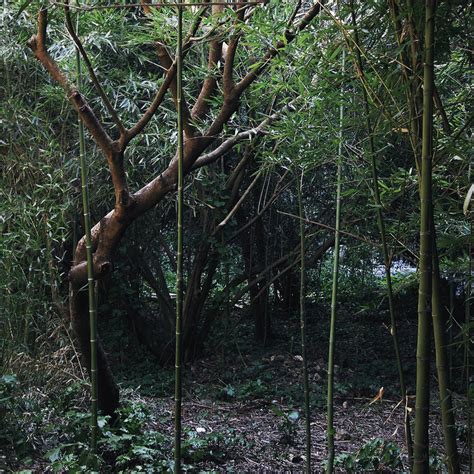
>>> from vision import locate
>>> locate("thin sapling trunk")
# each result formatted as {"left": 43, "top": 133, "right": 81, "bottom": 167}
{"left": 297, "top": 170, "right": 311, "bottom": 472}
{"left": 326, "top": 49, "right": 345, "bottom": 474}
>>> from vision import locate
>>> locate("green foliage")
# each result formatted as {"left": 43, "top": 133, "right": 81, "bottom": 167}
{"left": 0, "top": 374, "right": 32, "bottom": 463}
{"left": 270, "top": 405, "right": 300, "bottom": 445}
{"left": 0, "top": 374, "right": 18, "bottom": 418}
{"left": 1, "top": 376, "right": 246, "bottom": 472}
{"left": 182, "top": 429, "right": 237, "bottom": 465}
{"left": 329, "top": 438, "right": 403, "bottom": 472}
{"left": 428, "top": 447, "right": 449, "bottom": 473}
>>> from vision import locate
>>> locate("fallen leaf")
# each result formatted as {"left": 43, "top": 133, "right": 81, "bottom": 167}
{"left": 369, "top": 387, "right": 384, "bottom": 405}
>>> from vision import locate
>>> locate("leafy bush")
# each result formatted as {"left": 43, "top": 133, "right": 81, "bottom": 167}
{"left": 0, "top": 374, "right": 33, "bottom": 466}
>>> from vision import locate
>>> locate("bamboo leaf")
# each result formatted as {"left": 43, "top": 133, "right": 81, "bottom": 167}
{"left": 463, "top": 184, "right": 474, "bottom": 215}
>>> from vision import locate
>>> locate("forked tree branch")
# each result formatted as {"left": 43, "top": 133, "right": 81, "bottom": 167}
{"left": 125, "top": 3, "right": 206, "bottom": 144}
{"left": 192, "top": 99, "right": 298, "bottom": 170}
{"left": 191, "top": 1, "right": 225, "bottom": 119}
{"left": 28, "top": 8, "right": 114, "bottom": 155}
{"left": 64, "top": 0, "right": 126, "bottom": 136}
{"left": 32, "top": 1, "right": 324, "bottom": 285}
{"left": 235, "top": 1, "right": 325, "bottom": 95}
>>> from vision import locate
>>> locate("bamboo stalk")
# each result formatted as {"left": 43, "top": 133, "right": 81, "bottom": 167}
{"left": 466, "top": 212, "right": 472, "bottom": 473}
{"left": 76, "top": 35, "right": 98, "bottom": 451}
{"left": 413, "top": 1, "right": 436, "bottom": 471}
{"left": 174, "top": 4, "right": 184, "bottom": 473}
{"left": 431, "top": 220, "right": 460, "bottom": 473}
{"left": 349, "top": 0, "right": 413, "bottom": 463}
{"left": 326, "top": 49, "right": 345, "bottom": 474}
{"left": 297, "top": 170, "right": 311, "bottom": 473}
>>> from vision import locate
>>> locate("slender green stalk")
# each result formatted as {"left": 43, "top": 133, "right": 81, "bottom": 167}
{"left": 326, "top": 49, "right": 345, "bottom": 474}
{"left": 413, "top": 1, "right": 436, "bottom": 471}
{"left": 466, "top": 219, "right": 472, "bottom": 473}
{"left": 431, "top": 220, "right": 460, "bottom": 473}
{"left": 76, "top": 38, "right": 98, "bottom": 451}
{"left": 349, "top": 0, "right": 412, "bottom": 463}
{"left": 297, "top": 170, "right": 311, "bottom": 473}
{"left": 174, "top": 5, "right": 184, "bottom": 473}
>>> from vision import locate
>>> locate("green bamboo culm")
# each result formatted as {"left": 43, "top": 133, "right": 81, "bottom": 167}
{"left": 174, "top": 4, "right": 184, "bottom": 473}
{"left": 348, "top": 0, "right": 413, "bottom": 463}
{"left": 413, "top": 1, "right": 436, "bottom": 471}
{"left": 326, "top": 49, "right": 345, "bottom": 474}
{"left": 76, "top": 38, "right": 98, "bottom": 451}
{"left": 297, "top": 170, "right": 311, "bottom": 473}
{"left": 431, "top": 220, "right": 460, "bottom": 473}
{"left": 467, "top": 219, "right": 472, "bottom": 474}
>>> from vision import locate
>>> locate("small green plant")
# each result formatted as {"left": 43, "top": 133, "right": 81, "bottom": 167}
{"left": 271, "top": 405, "right": 300, "bottom": 445}
{"left": 182, "top": 429, "right": 231, "bottom": 464}
{"left": 46, "top": 445, "right": 102, "bottom": 473}
{"left": 328, "top": 438, "right": 403, "bottom": 472}
{"left": 238, "top": 379, "right": 268, "bottom": 399}
{"left": 429, "top": 447, "right": 448, "bottom": 473}
{"left": 220, "top": 384, "right": 236, "bottom": 400}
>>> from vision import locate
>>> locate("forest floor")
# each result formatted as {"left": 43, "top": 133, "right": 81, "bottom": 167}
{"left": 113, "top": 304, "right": 471, "bottom": 472}
{"left": 3, "top": 303, "right": 471, "bottom": 472}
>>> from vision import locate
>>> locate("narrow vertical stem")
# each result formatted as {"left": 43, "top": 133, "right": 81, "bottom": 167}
{"left": 466, "top": 219, "right": 473, "bottom": 473}
{"left": 449, "top": 280, "right": 454, "bottom": 383}
{"left": 413, "top": 1, "right": 436, "bottom": 471}
{"left": 297, "top": 170, "right": 311, "bottom": 473}
{"left": 76, "top": 34, "right": 98, "bottom": 452}
{"left": 326, "top": 49, "right": 345, "bottom": 474}
{"left": 431, "top": 218, "right": 460, "bottom": 473}
{"left": 174, "top": 5, "right": 184, "bottom": 473}
{"left": 349, "top": 0, "right": 413, "bottom": 463}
